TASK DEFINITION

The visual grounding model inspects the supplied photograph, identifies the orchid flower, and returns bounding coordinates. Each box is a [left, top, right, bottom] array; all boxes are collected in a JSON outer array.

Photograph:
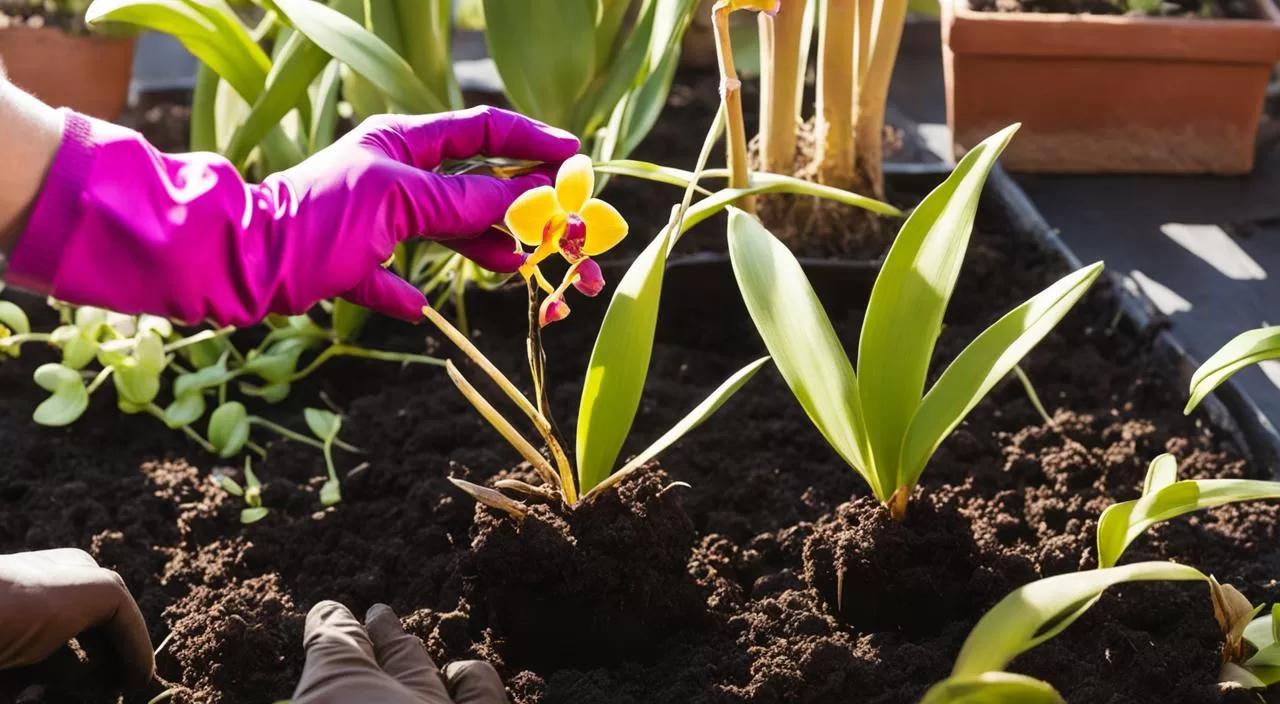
[[505, 154, 628, 326]]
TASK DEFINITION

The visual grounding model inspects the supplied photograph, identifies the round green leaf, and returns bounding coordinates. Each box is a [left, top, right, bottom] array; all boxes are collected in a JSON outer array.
[[209, 402, 250, 458], [164, 392, 207, 429], [304, 408, 340, 441], [113, 363, 161, 406], [62, 332, 99, 370], [32, 364, 89, 427], [240, 507, 270, 524], [0, 301, 30, 336]]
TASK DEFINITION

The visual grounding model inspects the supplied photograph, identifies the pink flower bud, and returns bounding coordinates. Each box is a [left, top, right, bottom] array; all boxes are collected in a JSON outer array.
[[539, 294, 570, 327], [572, 258, 605, 297]]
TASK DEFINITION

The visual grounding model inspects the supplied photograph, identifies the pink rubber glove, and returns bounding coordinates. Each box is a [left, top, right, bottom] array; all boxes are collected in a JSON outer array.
[[5, 106, 580, 326]]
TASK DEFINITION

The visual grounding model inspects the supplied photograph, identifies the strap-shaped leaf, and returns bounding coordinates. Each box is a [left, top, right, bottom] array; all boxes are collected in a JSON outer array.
[[577, 0, 658, 138], [900, 262, 1103, 493], [951, 561, 1206, 678], [920, 672, 1063, 704], [1097, 453, 1280, 568], [857, 124, 1018, 495], [309, 60, 343, 152], [1186, 325, 1280, 414], [575, 226, 671, 493], [621, 356, 770, 474], [225, 30, 329, 169], [482, 0, 597, 130], [272, 0, 447, 115], [87, 0, 270, 104], [727, 209, 875, 494], [396, 0, 461, 110]]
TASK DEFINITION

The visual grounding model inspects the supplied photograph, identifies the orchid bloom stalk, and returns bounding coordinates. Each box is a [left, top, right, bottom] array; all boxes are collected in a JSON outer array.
[[713, 0, 780, 215], [505, 154, 628, 327]]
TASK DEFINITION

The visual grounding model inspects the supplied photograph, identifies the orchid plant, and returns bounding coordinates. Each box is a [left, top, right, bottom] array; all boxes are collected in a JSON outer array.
[[729, 126, 1102, 519]]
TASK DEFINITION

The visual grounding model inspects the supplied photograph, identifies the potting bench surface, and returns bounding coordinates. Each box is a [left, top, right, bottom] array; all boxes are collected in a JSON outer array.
[[893, 18, 1280, 435]]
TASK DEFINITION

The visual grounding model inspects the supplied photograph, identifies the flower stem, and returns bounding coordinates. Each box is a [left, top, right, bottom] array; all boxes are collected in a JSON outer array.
[[0, 332, 53, 346], [86, 366, 114, 394], [817, 0, 858, 187], [146, 403, 218, 454], [713, 1, 754, 214], [249, 416, 360, 454], [163, 326, 235, 353]]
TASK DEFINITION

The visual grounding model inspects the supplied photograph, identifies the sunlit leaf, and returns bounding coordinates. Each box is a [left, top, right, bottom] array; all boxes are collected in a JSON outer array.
[[1186, 325, 1280, 413], [727, 209, 875, 494], [481, 0, 595, 130], [1096, 453, 1280, 568], [920, 672, 1063, 704], [859, 124, 1018, 495], [208, 401, 250, 457]]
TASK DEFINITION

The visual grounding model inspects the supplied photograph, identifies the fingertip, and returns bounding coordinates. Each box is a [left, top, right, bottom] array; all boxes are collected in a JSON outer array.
[[341, 270, 427, 323], [363, 604, 404, 642], [443, 660, 508, 704]]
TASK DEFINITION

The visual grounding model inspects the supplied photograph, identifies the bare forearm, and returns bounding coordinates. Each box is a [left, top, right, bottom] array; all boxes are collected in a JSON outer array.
[[0, 70, 64, 256]]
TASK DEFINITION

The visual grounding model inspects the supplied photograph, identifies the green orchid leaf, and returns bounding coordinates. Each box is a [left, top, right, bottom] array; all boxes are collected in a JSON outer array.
[[577, 0, 657, 138], [209, 401, 250, 458], [920, 672, 1063, 704], [225, 28, 329, 169], [1186, 325, 1280, 414], [0, 301, 30, 336], [304, 407, 341, 441], [163, 392, 207, 429], [240, 506, 270, 524], [575, 223, 671, 494], [1096, 453, 1280, 568], [272, 0, 447, 114], [481, 0, 595, 130], [395, 0, 461, 110], [951, 561, 1205, 678], [727, 209, 875, 494], [901, 262, 1103, 493], [86, 0, 270, 105], [32, 363, 90, 427], [623, 356, 771, 473], [858, 124, 1018, 496]]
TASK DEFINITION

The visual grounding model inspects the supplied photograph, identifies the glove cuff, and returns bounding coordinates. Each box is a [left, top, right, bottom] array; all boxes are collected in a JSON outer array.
[[6, 109, 98, 294]]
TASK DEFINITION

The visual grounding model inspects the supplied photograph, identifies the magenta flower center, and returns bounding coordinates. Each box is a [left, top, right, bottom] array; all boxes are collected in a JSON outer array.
[[559, 213, 587, 261]]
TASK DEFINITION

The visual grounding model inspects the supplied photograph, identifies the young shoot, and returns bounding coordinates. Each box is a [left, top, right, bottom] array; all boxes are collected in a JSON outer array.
[[921, 561, 1213, 703], [1186, 324, 1280, 415], [729, 126, 1103, 519], [1096, 453, 1280, 569], [213, 457, 270, 524]]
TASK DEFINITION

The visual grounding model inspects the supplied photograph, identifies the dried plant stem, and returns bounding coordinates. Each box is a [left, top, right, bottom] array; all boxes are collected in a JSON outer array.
[[445, 361, 561, 491], [817, 0, 857, 187], [713, 1, 754, 214], [758, 0, 808, 174], [424, 305, 576, 503]]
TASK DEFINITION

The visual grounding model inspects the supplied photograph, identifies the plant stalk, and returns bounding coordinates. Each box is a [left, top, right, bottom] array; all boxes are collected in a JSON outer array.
[[816, 0, 857, 187], [854, 0, 906, 198], [444, 361, 564, 496], [758, 0, 809, 174], [712, 1, 754, 214]]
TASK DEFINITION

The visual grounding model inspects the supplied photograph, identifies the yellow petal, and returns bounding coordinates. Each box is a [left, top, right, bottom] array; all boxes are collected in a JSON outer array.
[[555, 154, 594, 213], [579, 199, 628, 256], [505, 186, 562, 246]]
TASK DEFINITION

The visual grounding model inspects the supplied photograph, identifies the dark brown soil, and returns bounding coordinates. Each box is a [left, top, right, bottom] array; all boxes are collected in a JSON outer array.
[[1, 70, 1278, 704], [968, 0, 1259, 18]]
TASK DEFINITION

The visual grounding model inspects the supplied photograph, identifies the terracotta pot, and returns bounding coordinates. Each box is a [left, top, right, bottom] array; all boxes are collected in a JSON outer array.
[[0, 27, 136, 121], [942, 0, 1280, 174]]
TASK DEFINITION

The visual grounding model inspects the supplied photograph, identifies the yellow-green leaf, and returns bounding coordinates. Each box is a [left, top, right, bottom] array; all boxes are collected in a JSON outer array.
[[920, 672, 1063, 704], [858, 125, 1018, 496], [1186, 325, 1280, 414], [900, 262, 1102, 493], [727, 209, 875, 495], [225, 29, 329, 169]]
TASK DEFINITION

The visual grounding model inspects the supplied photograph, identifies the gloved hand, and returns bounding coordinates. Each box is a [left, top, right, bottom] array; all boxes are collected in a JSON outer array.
[[294, 601, 506, 704], [0, 549, 153, 686], [5, 106, 579, 326]]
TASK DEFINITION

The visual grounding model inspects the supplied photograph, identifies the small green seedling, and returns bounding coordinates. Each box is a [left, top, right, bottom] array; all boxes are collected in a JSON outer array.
[[729, 126, 1103, 519], [306, 408, 344, 506], [1186, 324, 1280, 414], [1235, 603, 1280, 688], [1096, 453, 1280, 568], [213, 458, 270, 524], [921, 561, 1210, 703]]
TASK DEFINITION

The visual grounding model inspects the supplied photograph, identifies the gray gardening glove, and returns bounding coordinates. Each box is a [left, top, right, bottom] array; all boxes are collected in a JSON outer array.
[[294, 601, 508, 704], [0, 548, 154, 686]]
